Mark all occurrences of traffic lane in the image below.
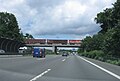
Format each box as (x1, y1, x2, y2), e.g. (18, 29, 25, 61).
(35, 55, 120, 81)
(0, 56, 35, 81)
(0, 55, 61, 73)
(82, 56, 120, 76)
(0, 69, 33, 81)
(0, 55, 62, 73)
(0, 55, 63, 81)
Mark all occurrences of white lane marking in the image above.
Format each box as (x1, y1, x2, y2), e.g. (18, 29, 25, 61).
(79, 56, 120, 80)
(30, 69, 51, 81)
(62, 59, 66, 62)
(36, 58, 46, 60)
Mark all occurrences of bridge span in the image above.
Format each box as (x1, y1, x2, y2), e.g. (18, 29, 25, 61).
(25, 39, 82, 53)
(25, 44, 81, 47)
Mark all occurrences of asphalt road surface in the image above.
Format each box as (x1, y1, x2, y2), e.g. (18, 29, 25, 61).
(0, 55, 120, 81)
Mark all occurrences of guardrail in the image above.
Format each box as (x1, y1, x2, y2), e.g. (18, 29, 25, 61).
(0, 53, 23, 55)
(0, 53, 23, 57)
(0, 52, 32, 57)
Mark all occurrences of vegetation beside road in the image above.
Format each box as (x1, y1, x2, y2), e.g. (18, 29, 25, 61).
(78, 0, 120, 66)
(78, 50, 120, 66)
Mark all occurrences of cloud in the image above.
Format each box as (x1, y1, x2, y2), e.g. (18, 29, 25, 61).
(0, 0, 116, 39)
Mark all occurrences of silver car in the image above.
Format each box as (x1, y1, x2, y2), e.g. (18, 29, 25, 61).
(0, 49, 5, 53)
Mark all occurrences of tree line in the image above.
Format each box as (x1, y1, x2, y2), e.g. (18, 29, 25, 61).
(78, 0, 120, 65)
(0, 12, 33, 41)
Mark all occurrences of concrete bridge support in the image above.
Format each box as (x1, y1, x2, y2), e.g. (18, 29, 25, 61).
(52, 46, 57, 54)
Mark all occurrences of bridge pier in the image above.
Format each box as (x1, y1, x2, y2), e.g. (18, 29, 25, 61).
(52, 46, 57, 54)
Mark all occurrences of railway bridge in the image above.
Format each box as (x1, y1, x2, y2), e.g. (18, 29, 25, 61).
(25, 39, 82, 53)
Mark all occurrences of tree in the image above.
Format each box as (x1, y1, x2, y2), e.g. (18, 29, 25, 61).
(95, 8, 113, 33)
(0, 12, 23, 41)
(81, 34, 104, 52)
(95, 0, 120, 33)
(92, 33, 104, 50)
(112, 0, 120, 28)
(81, 36, 93, 52)
(103, 28, 120, 57)
(24, 33, 34, 39)
(94, 0, 120, 58)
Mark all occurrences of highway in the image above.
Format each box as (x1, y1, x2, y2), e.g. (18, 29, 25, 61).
(0, 55, 120, 81)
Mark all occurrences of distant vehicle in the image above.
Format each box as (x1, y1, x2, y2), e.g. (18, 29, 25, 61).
(18, 47, 27, 53)
(0, 49, 5, 53)
(33, 48, 46, 58)
(62, 53, 68, 57)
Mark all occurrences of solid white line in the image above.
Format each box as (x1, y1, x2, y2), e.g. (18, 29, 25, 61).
(30, 69, 51, 81)
(79, 56, 120, 80)
(62, 59, 66, 62)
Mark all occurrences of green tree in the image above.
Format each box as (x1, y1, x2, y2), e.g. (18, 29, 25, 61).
(81, 34, 104, 52)
(92, 33, 104, 50)
(94, 0, 120, 57)
(112, 0, 120, 28)
(95, 8, 113, 33)
(103, 28, 120, 57)
(0, 12, 23, 41)
(24, 33, 34, 39)
(81, 36, 93, 52)
(95, 0, 120, 33)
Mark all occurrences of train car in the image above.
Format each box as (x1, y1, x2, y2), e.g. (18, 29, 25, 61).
(47, 40, 67, 44)
(69, 40, 81, 44)
(25, 39, 46, 44)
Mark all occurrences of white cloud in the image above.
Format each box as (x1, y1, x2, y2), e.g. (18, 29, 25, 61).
(0, 0, 116, 39)
(52, 0, 87, 23)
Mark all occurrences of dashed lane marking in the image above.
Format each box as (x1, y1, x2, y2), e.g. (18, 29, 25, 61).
(62, 59, 66, 61)
(36, 58, 46, 60)
(30, 69, 51, 81)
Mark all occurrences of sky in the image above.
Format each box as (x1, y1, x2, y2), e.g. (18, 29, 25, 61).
(0, 0, 116, 40)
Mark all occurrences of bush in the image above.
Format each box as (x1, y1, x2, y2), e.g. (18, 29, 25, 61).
(106, 60, 111, 63)
(106, 59, 120, 66)
(82, 50, 104, 58)
(79, 50, 120, 66)
(79, 50, 105, 60)
(117, 60, 120, 66)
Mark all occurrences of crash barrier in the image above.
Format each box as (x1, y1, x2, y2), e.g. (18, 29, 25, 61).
(0, 53, 23, 57)
(0, 53, 23, 55)
(0, 53, 33, 57)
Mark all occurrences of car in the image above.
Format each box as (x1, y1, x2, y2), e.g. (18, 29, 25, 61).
(0, 49, 5, 53)
(62, 53, 68, 57)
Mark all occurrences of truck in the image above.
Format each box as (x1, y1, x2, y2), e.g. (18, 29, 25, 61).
(33, 48, 46, 58)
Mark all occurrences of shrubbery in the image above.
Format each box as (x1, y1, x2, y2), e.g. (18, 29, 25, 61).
(106, 60, 120, 66)
(79, 50, 120, 66)
(80, 50, 105, 60)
